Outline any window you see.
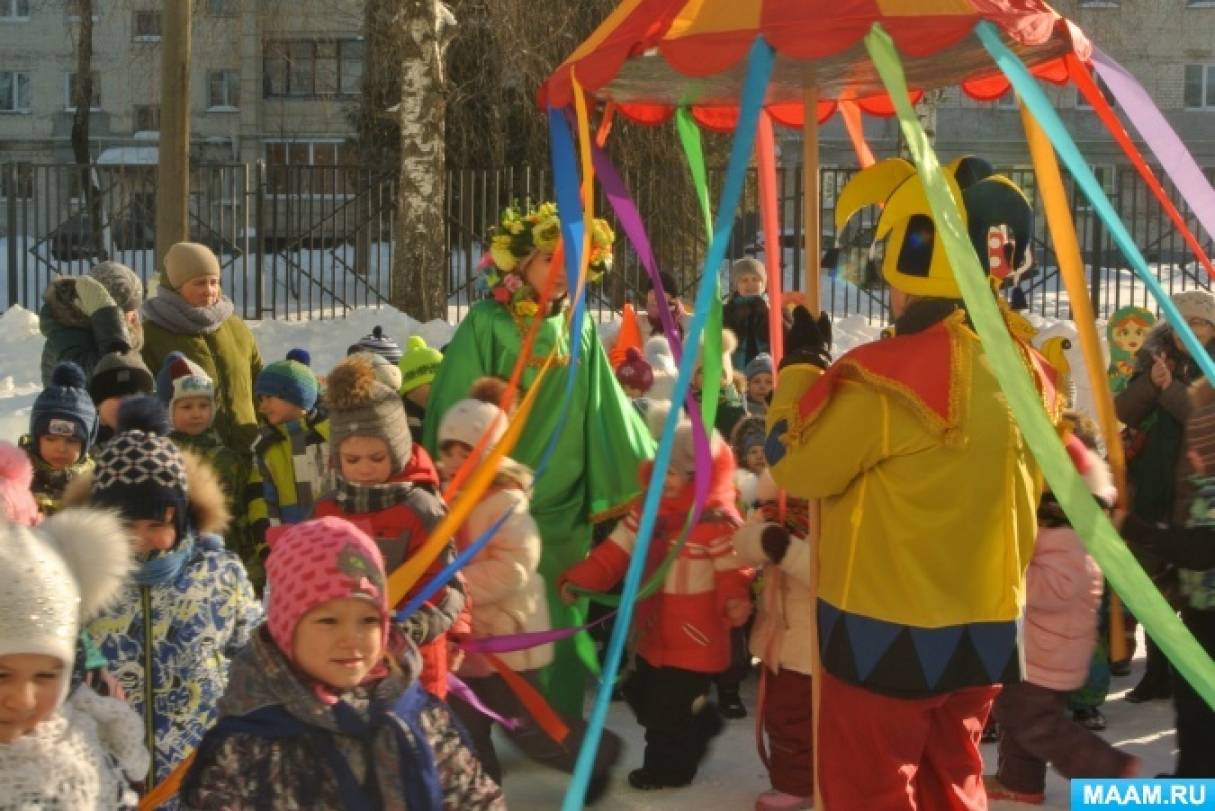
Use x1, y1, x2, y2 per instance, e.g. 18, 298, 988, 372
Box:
208, 70, 240, 109
1078, 0, 1119, 6
65, 71, 101, 110
0, 0, 30, 20
132, 10, 160, 40
0, 164, 34, 199
264, 140, 356, 193
1186, 0, 1215, 7
0, 70, 30, 112
263, 39, 364, 98
1185, 64, 1215, 109
133, 104, 159, 131
206, 0, 239, 14
1075, 76, 1116, 109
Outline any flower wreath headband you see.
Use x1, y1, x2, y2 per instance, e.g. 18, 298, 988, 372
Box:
477, 201, 615, 318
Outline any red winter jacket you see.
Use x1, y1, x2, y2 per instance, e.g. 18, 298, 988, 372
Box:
313, 444, 469, 697
560, 443, 751, 674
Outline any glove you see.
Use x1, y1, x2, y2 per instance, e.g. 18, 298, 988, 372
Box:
760, 524, 791, 565
782, 306, 832, 370
75, 275, 116, 317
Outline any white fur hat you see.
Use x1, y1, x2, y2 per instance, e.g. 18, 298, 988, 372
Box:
438, 398, 508, 452
1172, 289, 1215, 328
0, 509, 131, 683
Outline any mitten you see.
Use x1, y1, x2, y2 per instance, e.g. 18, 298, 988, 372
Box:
75, 275, 117, 317
760, 524, 791, 565
782, 306, 832, 370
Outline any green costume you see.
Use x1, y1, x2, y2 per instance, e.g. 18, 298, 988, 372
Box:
424, 300, 655, 717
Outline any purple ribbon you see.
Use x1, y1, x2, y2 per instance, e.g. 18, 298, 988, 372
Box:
446, 672, 521, 731
458, 611, 617, 654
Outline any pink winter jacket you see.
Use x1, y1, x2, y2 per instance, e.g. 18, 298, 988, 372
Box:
1023, 526, 1104, 691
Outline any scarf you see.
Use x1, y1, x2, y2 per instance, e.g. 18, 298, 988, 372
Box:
142, 288, 234, 336
330, 474, 419, 516
132, 534, 196, 586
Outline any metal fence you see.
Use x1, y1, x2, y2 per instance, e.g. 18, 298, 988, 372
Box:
3, 160, 1213, 324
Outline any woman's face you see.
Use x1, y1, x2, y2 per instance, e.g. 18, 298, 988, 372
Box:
1174, 318, 1215, 355
180, 275, 221, 308
522, 251, 562, 298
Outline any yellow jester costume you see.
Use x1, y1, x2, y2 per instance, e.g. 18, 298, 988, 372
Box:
766, 157, 1062, 698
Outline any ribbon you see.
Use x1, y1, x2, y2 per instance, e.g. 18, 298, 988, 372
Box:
446, 672, 521, 731
459, 611, 617, 654
757, 111, 786, 373
137, 752, 195, 810
1068, 54, 1215, 280
975, 22, 1215, 387
561, 35, 776, 811
869, 21, 1215, 711
1089, 46, 1215, 253
485, 652, 570, 744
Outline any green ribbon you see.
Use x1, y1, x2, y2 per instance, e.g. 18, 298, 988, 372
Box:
864, 22, 1215, 710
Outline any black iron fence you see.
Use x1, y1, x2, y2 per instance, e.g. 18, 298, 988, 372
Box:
3, 160, 1212, 324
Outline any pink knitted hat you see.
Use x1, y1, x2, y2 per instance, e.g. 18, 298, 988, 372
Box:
265, 516, 389, 660
0, 441, 40, 526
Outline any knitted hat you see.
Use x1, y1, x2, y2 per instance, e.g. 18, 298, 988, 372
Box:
0, 441, 39, 526
350, 351, 403, 392
327, 356, 412, 473
645, 401, 702, 478
265, 516, 388, 661
615, 346, 654, 394
398, 336, 443, 394
745, 353, 774, 381
88, 261, 143, 312
156, 351, 214, 413
438, 398, 508, 452
164, 242, 221, 290
91, 396, 190, 539
88, 350, 155, 406
1172, 289, 1215, 328
0, 509, 130, 680
255, 355, 319, 412
31, 363, 98, 452
731, 257, 765, 286
348, 325, 402, 365
731, 415, 767, 460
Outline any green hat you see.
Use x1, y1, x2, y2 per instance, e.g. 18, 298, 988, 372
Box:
398, 336, 443, 394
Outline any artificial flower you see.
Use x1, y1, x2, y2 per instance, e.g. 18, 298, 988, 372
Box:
503, 273, 524, 293
514, 300, 539, 318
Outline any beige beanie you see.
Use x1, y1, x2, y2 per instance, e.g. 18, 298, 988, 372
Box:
1172, 289, 1215, 327
165, 242, 221, 290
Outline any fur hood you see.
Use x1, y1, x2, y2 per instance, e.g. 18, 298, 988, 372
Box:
63, 446, 231, 537
41, 277, 91, 329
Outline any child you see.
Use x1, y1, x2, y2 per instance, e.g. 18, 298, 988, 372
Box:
733, 471, 815, 811
399, 335, 444, 445
722, 257, 770, 369
0, 440, 40, 526
89, 349, 155, 447
141, 241, 264, 455
247, 353, 328, 563
616, 346, 654, 417
691, 329, 747, 440
731, 415, 768, 511
745, 353, 775, 418
642, 270, 691, 343
180, 516, 505, 809
559, 404, 751, 790
20, 362, 98, 515
437, 394, 622, 798
313, 355, 466, 699
69, 396, 261, 795
1119, 383, 1215, 777
985, 423, 1139, 802
0, 509, 148, 810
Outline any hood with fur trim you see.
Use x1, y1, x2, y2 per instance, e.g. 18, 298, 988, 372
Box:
63, 446, 231, 537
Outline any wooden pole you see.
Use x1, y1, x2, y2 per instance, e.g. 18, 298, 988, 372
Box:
156, 0, 192, 284
803, 85, 821, 315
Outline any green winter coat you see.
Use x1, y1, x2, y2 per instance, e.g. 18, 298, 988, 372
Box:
171, 428, 255, 580
39, 276, 138, 385
141, 296, 263, 456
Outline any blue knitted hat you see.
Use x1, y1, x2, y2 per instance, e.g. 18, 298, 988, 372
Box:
31, 363, 98, 452
255, 355, 318, 412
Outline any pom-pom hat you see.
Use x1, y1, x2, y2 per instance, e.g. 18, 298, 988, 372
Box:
327, 356, 413, 474
348, 326, 402, 365
156, 351, 214, 413
615, 346, 654, 393
0, 441, 40, 526
255, 354, 319, 412
399, 336, 443, 394
31, 362, 98, 451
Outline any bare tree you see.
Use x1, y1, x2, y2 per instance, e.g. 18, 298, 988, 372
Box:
69, 0, 108, 260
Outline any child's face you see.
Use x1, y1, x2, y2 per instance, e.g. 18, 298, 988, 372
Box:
663, 468, 689, 499
258, 394, 306, 426
748, 372, 773, 401
1112, 320, 1149, 355
172, 396, 214, 436
98, 396, 124, 430
179, 275, 221, 308
0, 653, 66, 743
339, 436, 393, 485
129, 507, 177, 554
292, 597, 384, 690
405, 384, 430, 408
736, 273, 765, 297
37, 434, 83, 469
438, 441, 472, 484
746, 445, 767, 474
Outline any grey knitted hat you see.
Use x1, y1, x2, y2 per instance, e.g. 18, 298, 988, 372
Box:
326, 355, 412, 474
88, 261, 143, 312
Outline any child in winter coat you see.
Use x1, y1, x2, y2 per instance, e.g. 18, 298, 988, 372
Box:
985, 423, 1139, 803
722, 257, 770, 369
731, 415, 768, 511
313, 355, 467, 699
20, 362, 98, 515
1119, 384, 1215, 777
247, 353, 328, 561
559, 405, 752, 791
68, 396, 262, 797
140, 242, 264, 454
734, 471, 815, 811
616, 346, 655, 418
437, 394, 623, 798
180, 516, 506, 809
399, 335, 444, 445
0, 509, 148, 810
745, 353, 774, 418
89, 349, 156, 448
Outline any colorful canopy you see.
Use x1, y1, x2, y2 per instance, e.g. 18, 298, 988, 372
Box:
540, 0, 1092, 130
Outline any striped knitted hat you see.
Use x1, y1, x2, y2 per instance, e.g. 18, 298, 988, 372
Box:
348, 326, 402, 365
398, 336, 443, 394
255, 353, 319, 412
